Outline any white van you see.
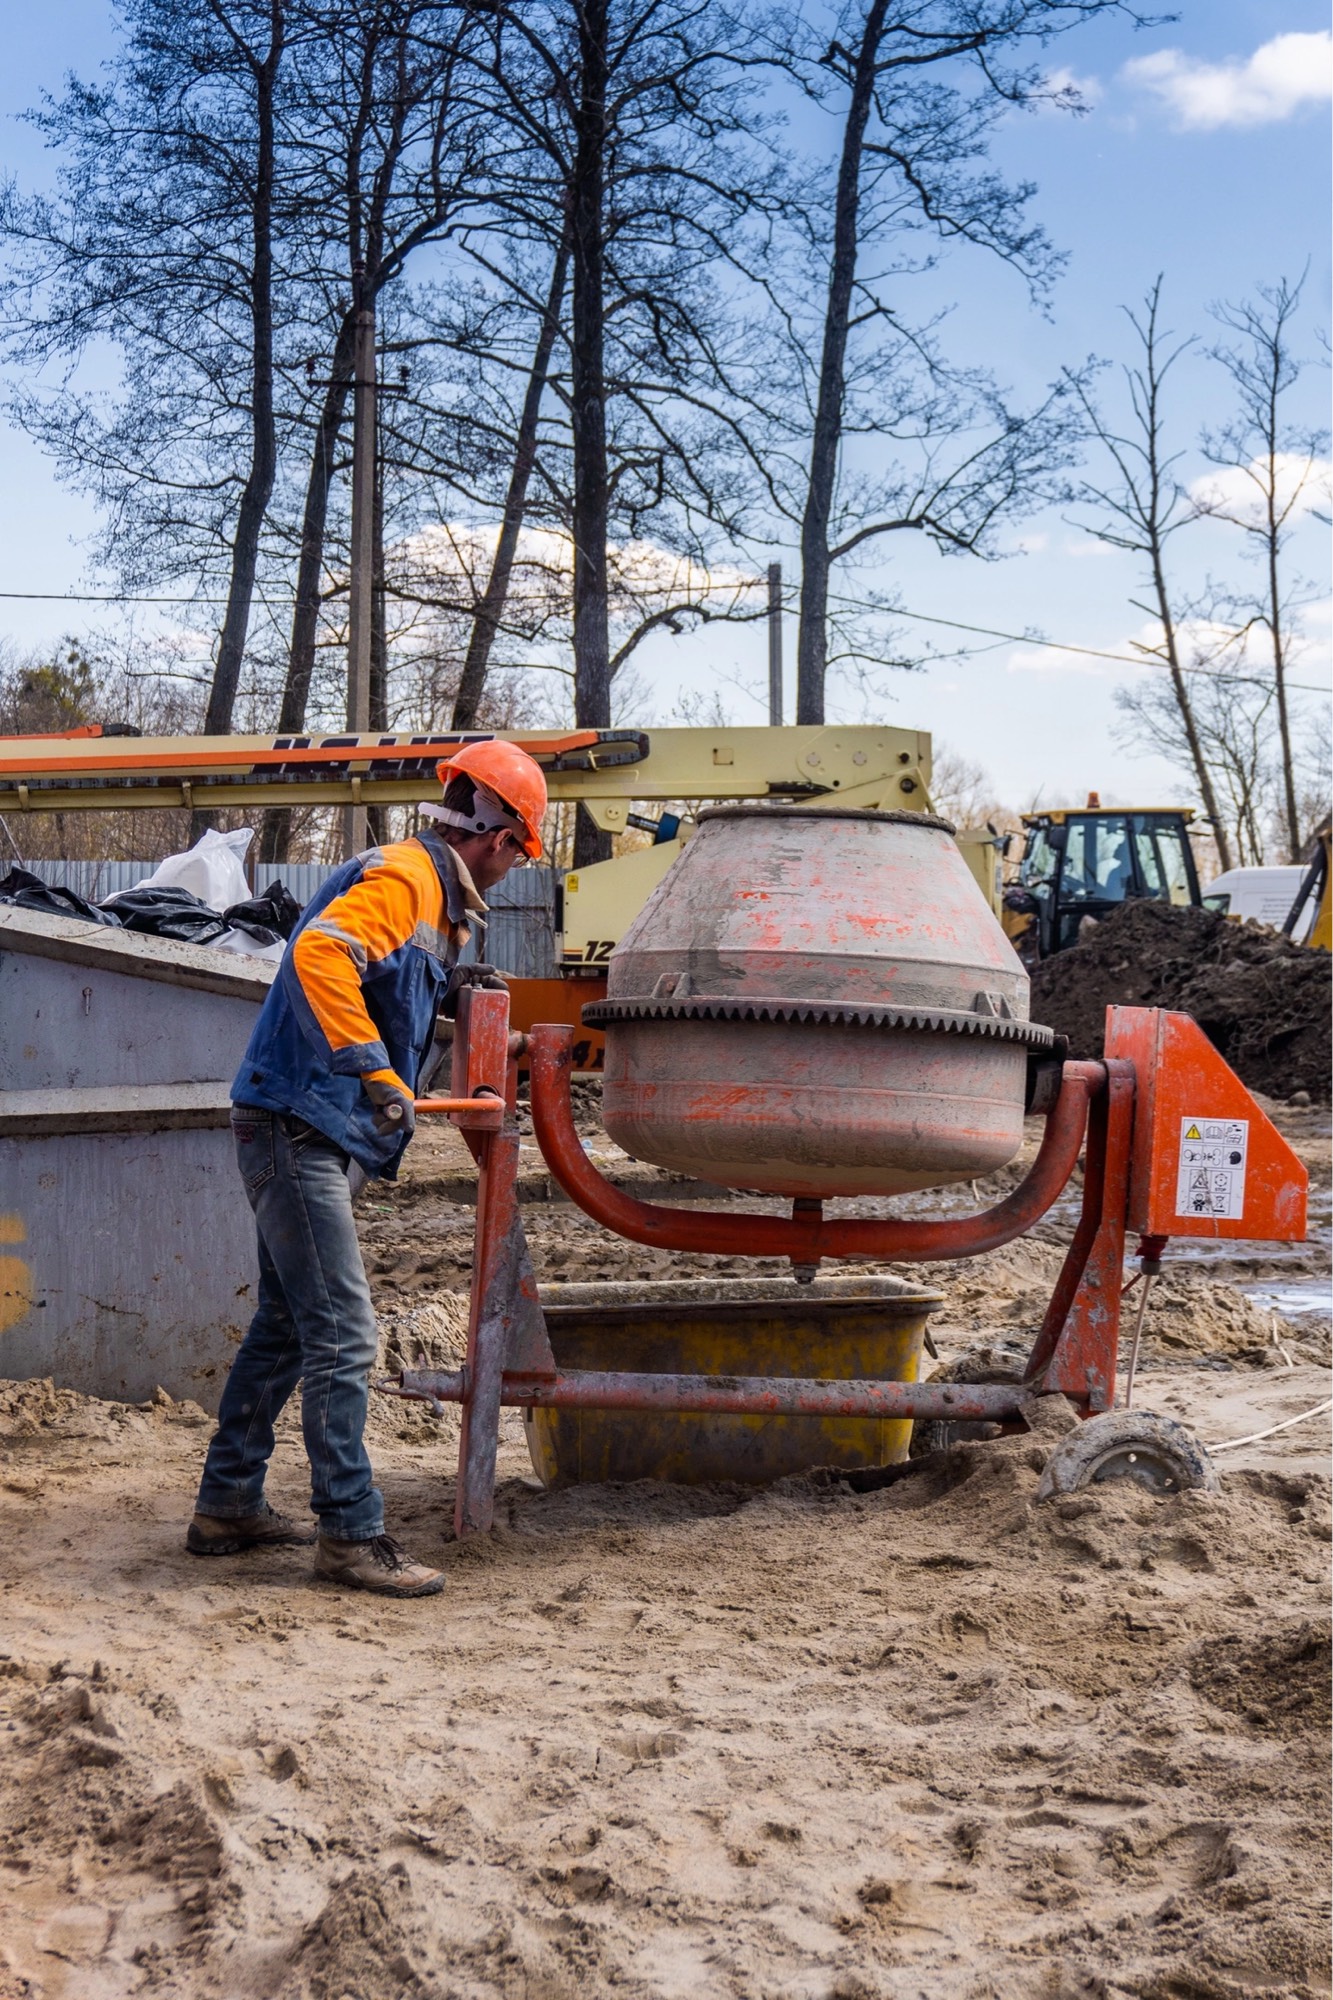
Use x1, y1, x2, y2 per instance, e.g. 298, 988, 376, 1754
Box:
1204, 866, 1312, 941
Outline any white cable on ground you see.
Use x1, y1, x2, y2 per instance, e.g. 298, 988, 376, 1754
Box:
1122, 1273, 1155, 1410
1208, 1398, 1333, 1452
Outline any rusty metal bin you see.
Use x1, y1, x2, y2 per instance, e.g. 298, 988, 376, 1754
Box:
524, 1274, 941, 1487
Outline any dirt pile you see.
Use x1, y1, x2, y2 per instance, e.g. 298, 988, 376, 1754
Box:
0, 1373, 212, 1446
1029, 900, 1331, 1100
2, 1381, 1329, 1999
1, 1106, 1327, 1996
367, 1294, 471, 1451
916, 1238, 1330, 1366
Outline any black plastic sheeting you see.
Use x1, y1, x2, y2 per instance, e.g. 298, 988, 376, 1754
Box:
222, 879, 302, 940
0, 868, 122, 927
0, 869, 303, 948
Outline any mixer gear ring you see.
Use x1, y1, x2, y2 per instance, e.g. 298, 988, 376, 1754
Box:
582, 994, 1057, 1047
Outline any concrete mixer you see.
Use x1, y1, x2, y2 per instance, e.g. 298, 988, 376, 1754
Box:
587, 805, 1047, 1195
384, 806, 1309, 1537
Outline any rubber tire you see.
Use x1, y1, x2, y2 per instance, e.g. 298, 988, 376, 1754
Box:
1036, 1411, 1220, 1500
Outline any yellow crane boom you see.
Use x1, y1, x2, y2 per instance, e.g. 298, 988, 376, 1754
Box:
0, 722, 1010, 1062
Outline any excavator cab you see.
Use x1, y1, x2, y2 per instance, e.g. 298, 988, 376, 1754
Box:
1002, 806, 1201, 964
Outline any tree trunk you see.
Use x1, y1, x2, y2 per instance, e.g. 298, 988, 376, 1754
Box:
1267, 484, 1300, 862
569, 0, 612, 868
1147, 546, 1233, 872
1133, 287, 1233, 871
192, 7, 284, 840
1259, 299, 1302, 863
368, 436, 388, 845
452, 225, 571, 732
257, 310, 356, 865
795, 0, 888, 727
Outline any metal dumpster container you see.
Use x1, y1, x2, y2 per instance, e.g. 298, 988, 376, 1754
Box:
524, 1274, 942, 1486
0, 904, 274, 1410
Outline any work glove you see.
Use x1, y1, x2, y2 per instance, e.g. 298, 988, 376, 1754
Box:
361, 1070, 417, 1140
442, 962, 509, 1021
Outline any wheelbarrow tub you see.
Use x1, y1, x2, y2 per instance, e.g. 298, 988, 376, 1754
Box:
524, 1274, 942, 1487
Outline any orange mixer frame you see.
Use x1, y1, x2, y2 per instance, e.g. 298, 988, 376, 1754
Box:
392, 990, 1307, 1537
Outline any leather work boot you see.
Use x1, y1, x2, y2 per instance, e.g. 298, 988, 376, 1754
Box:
313, 1533, 445, 1598
187, 1504, 316, 1556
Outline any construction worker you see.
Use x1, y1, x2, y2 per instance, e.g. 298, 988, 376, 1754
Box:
186, 741, 547, 1597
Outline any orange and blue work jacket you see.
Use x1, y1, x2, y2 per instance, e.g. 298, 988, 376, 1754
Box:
232, 828, 485, 1177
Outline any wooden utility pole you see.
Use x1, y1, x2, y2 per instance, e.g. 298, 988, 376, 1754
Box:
767, 563, 783, 725
343, 266, 376, 858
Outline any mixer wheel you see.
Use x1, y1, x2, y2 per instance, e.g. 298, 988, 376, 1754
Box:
1036, 1412, 1220, 1500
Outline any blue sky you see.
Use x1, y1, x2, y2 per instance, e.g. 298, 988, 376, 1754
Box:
0, 0, 1328, 821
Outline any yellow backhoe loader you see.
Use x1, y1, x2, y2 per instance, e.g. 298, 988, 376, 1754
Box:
1000, 800, 1204, 965
1283, 817, 1332, 953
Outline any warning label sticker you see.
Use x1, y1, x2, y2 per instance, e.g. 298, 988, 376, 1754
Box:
1176, 1115, 1249, 1220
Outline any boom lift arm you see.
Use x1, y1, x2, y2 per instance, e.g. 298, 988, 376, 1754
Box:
0, 721, 1008, 1062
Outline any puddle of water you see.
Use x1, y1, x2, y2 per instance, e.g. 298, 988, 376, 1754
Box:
1240, 1280, 1332, 1322
1169, 1242, 1329, 1270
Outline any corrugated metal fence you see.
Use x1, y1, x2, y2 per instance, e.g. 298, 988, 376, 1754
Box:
12, 857, 559, 978
459, 865, 558, 977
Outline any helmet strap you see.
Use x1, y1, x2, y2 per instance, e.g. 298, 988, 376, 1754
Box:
422, 783, 525, 844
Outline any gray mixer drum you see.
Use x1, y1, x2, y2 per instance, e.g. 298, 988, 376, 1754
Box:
583, 805, 1055, 1198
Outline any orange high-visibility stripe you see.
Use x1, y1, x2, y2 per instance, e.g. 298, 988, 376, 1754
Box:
0, 729, 602, 776
291, 844, 445, 1061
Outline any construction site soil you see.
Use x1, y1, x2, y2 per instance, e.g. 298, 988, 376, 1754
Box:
2, 1098, 1329, 2000
1028, 902, 1332, 1102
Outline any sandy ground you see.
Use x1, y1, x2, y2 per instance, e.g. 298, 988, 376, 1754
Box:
1, 1102, 1329, 2000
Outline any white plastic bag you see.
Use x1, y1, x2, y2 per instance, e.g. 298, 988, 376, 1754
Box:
134, 827, 255, 912
211, 926, 286, 963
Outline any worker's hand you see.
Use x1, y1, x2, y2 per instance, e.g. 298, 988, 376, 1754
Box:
442, 962, 509, 1020
361, 1070, 417, 1139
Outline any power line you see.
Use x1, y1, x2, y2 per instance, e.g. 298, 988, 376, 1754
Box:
1, 583, 1325, 695
0, 584, 290, 600
0, 589, 236, 604
822, 590, 1328, 694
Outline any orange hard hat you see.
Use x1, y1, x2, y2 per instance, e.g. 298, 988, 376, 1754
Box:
435, 739, 548, 859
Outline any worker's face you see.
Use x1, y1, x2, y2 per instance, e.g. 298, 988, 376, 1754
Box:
454, 827, 529, 892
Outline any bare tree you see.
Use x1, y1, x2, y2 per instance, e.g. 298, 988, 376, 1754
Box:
1, 0, 290, 753
1196, 273, 1329, 863
0, 631, 206, 863
1115, 630, 1275, 868
1067, 277, 1232, 866
779, 0, 1145, 723
928, 742, 1009, 828
259, 0, 497, 861
462, 0, 777, 862
204, 1, 285, 743
449, 221, 572, 728
566, 0, 611, 784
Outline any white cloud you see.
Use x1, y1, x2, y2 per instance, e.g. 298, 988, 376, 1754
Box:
395, 520, 753, 599
1122, 31, 1332, 130
1003, 602, 1333, 687
1005, 618, 1223, 680
1037, 65, 1103, 111
1063, 537, 1118, 559
1189, 453, 1333, 526
1005, 642, 1118, 678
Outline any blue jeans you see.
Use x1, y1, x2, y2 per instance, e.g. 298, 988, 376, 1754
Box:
195, 1108, 384, 1541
